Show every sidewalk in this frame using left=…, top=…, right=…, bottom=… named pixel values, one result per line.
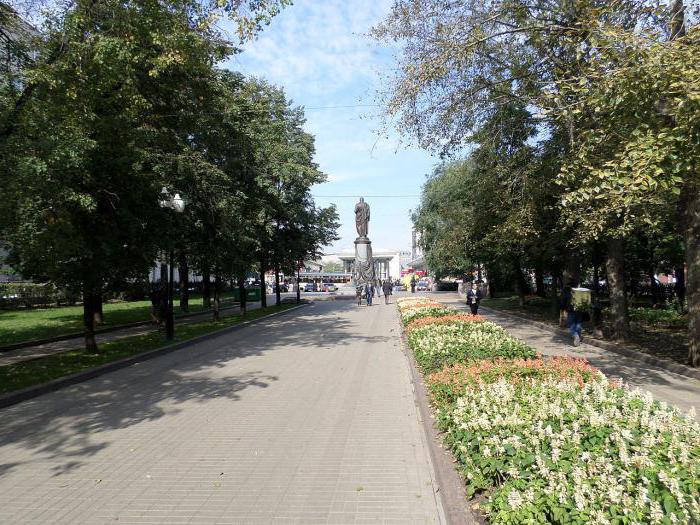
left=0, top=300, right=444, bottom=523
left=434, top=293, right=700, bottom=414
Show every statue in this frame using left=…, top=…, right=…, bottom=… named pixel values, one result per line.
left=352, top=197, right=374, bottom=288
left=355, top=197, right=370, bottom=238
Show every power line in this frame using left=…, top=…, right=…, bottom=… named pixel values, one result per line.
left=312, top=194, right=420, bottom=198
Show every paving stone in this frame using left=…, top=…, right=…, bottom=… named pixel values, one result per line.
left=0, top=300, right=444, bottom=523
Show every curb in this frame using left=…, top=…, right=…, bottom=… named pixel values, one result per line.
left=479, top=306, right=700, bottom=382
left=396, top=314, right=479, bottom=525
left=0, top=303, right=241, bottom=353
left=0, top=303, right=310, bottom=410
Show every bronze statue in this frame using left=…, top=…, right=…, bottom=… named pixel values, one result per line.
left=355, top=197, right=370, bottom=238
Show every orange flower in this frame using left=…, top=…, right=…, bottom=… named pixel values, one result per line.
left=406, top=314, right=485, bottom=333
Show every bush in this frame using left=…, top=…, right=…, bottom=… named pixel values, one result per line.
left=629, top=307, right=687, bottom=329
left=407, top=321, right=537, bottom=372
left=0, top=282, right=78, bottom=309
left=437, top=377, right=700, bottom=524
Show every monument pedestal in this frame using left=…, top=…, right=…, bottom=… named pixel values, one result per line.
left=352, top=236, right=375, bottom=287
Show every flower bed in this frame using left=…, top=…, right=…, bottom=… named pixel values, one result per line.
left=427, top=357, right=602, bottom=405
left=438, top=377, right=700, bottom=524
left=406, top=314, right=485, bottom=333
left=395, top=296, right=700, bottom=524
left=400, top=306, right=456, bottom=326
left=408, top=321, right=537, bottom=372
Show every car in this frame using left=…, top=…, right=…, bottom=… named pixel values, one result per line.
left=303, top=282, right=316, bottom=292
left=416, top=281, right=429, bottom=291
left=268, top=283, right=288, bottom=293
left=393, top=284, right=406, bottom=292
left=321, top=282, right=337, bottom=292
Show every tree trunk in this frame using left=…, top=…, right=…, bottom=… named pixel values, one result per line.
left=674, top=265, right=686, bottom=307
left=606, top=237, right=630, bottom=340
left=202, top=267, right=211, bottom=309
left=296, top=266, right=301, bottom=304
left=94, top=291, right=103, bottom=325
left=260, top=257, right=267, bottom=308
left=274, top=261, right=281, bottom=306
left=513, top=260, right=527, bottom=307
left=83, top=291, right=99, bottom=352
left=179, top=253, right=189, bottom=313
left=648, top=267, right=659, bottom=307
left=238, top=276, right=247, bottom=315
left=534, top=265, right=546, bottom=298
left=213, top=274, right=221, bottom=321
left=685, top=188, right=700, bottom=366
left=592, top=261, right=604, bottom=337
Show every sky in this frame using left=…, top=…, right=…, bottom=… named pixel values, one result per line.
left=223, top=0, right=438, bottom=255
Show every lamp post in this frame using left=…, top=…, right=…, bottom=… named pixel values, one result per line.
left=159, top=188, right=185, bottom=340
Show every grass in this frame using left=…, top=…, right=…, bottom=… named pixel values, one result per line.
left=0, top=303, right=298, bottom=395
left=482, top=294, right=690, bottom=366
left=0, top=293, right=236, bottom=347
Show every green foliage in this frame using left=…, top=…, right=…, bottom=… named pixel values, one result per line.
left=0, top=0, right=337, bottom=348
left=629, top=307, right=688, bottom=329
left=0, top=282, right=78, bottom=309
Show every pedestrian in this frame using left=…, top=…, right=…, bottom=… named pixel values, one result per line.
left=149, top=285, right=162, bottom=325
left=382, top=279, right=392, bottom=304
left=410, top=276, right=416, bottom=294
left=466, top=282, right=482, bottom=315
left=376, top=279, right=382, bottom=298
left=365, top=282, right=374, bottom=306
left=560, top=282, right=584, bottom=346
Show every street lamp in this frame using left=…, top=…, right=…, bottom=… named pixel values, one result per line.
left=159, top=187, right=186, bottom=340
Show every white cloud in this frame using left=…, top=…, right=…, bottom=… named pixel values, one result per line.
left=226, top=0, right=393, bottom=98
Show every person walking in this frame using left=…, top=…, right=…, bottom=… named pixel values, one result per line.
left=560, top=283, right=584, bottom=346
left=376, top=280, right=382, bottom=298
left=382, top=279, right=393, bottom=304
left=410, top=276, right=416, bottom=294
left=365, top=283, right=374, bottom=306
left=466, top=282, right=482, bottom=315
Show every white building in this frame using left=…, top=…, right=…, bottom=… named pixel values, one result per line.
left=323, top=249, right=402, bottom=281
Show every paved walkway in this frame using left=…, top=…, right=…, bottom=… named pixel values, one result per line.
left=434, top=293, right=700, bottom=414
left=0, top=300, right=444, bottom=524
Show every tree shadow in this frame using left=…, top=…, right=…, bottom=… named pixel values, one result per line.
left=0, top=301, right=389, bottom=478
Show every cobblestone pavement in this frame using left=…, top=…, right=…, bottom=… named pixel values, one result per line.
left=433, top=293, right=700, bottom=414
left=0, top=300, right=444, bottom=524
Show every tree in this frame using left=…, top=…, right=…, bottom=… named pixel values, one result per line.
left=0, top=0, right=290, bottom=350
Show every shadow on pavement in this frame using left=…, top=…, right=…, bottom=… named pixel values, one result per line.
left=0, top=301, right=388, bottom=478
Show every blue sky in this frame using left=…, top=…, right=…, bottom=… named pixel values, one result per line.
left=223, top=0, right=437, bottom=254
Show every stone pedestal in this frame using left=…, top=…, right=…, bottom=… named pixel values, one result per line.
left=352, top=237, right=375, bottom=286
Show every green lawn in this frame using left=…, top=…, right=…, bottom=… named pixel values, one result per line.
left=0, top=303, right=297, bottom=395
left=0, top=293, right=236, bottom=347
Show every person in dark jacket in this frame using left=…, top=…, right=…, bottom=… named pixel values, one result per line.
left=364, top=283, right=374, bottom=306
left=466, top=283, right=482, bottom=315
left=560, top=283, right=583, bottom=346
left=382, top=279, right=393, bottom=304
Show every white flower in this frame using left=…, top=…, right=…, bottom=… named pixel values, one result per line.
left=508, top=489, right=524, bottom=509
